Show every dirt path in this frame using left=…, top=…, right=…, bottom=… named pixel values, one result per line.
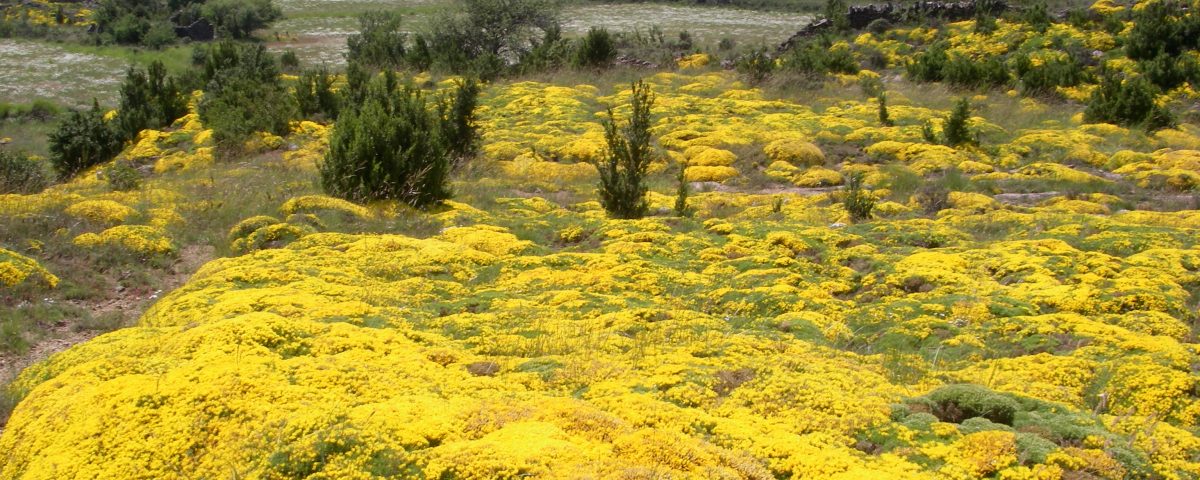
left=0, top=245, right=214, bottom=388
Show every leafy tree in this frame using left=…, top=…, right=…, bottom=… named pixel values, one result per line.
left=906, top=40, right=948, bottom=82
left=596, top=80, right=655, bottom=219
left=573, top=27, right=616, bottom=69
left=319, top=74, right=453, bottom=207
left=346, top=11, right=408, bottom=69
left=48, top=100, right=123, bottom=179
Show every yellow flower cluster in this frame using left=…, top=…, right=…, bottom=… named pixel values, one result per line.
left=72, top=225, right=175, bottom=256
left=0, top=247, right=58, bottom=289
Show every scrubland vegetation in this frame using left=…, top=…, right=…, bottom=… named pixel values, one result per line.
left=2, top=0, right=1200, bottom=477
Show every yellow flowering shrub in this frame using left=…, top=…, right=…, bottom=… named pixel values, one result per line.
left=280, top=195, right=371, bottom=220
left=0, top=247, right=58, bottom=288
left=686, top=165, right=739, bottom=182
left=63, top=199, right=137, bottom=225
left=72, top=225, right=175, bottom=256
left=764, top=139, right=825, bottom=166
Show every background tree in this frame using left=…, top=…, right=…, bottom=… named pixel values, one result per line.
left=426, top=0, right=561, bottom=77
left=596, top=80, right=655, bottom=219
left=346, top=11, right=408, bottom=69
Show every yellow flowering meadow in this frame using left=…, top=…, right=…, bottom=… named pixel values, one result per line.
left=2, top=40, right=1200, bottom=478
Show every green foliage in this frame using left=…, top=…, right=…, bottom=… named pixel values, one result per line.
left=201, top=0, right=281, bottom=39
left=0, top=100, right=61, bottom=122
left=943, top=97, right=974, bottom=147
left=842, top=171, right=875, bottom=223
left=878, top=92, right=893, bottom=127
left=1139, top=51, right=1200, bottom=91
left=1084, top=71, right=1175, bottom=130
left=116, top=60, right=188, bottom=142
left=824, top=0, right=849, bottom=31
left=1024, top=1, right=1052, bottom=33
left=736, top=47, right=776, bottom=84
left=425, top=0, right=561, bottom=78
left=1015, top=53, right=1087, bottom=96
left=943, top=55, right=1009, bottom=89
left=0, top=149, right=50, bottom=194
left=517, top=26, right=573, bottom=74
left=674, top=162, right=691, bottom=217
left=438, top=77, right=481, bottom=165
left=925, top=384, right=1020, bottom=425
left=48, top=100, right=123, bottom=179
left=1125, top=0, right=1200, bottom=61
left=197, top=43, right=295, bottom=150
left=95, top=0, right=280, bottom=46
left=782, top=39, right=858, bottom=76
left=280, top=50, right=300, bottom=71
left=906, top=40, right=948, bottom=82
left=295, top=66, right=340, bottom=120
left=596, top=80, right=655, bottom=220
left=347, top=11, right=407, bottom=69
left=573, top=27, right=616, bottom=69
left=319, top=73, right=452, bottom=208
left=921, top=120, right=937, bottom=143
left=104, top=159, right=142, bottom=191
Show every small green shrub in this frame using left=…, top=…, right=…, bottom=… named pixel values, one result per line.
left=824, top=0, right=849, bottom=31
left=925, top=384, right=1020, bottom=425
left=116, top=61, right=188, bottom=142
left=906, top=40, right=948, bottom=82
left=867, top=18, right=892, bottom=35
left=48, top=100, right=123, bottom=179
left=438, top=77, right=481, bottom=165
left=942, top=97, right=974, bottom=147
left=280, top=50, right=300, bottom=71
left=596, top=80, right=655, bottom=219
left=319, top=73, right=452, bottom=208
left=105, top=160, right=142, bottom=191
left=574, top=27, right=616, bottom=69
left=783, top=39, right=858, bottom=76
left=843, top=171, right=875, bottom=223
left=0, top=149, right=50, bottom=194
left=878, top=92, right=893, bottom=127
left=1084, top=71, right=1175, bottom=130
left=198, top=43, right=296, bottom=150
left=674, top=162, right=691, bottom=217
left=736, top=47, right=775, bottom=84
left=295, top=66, right=340, bottom=120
